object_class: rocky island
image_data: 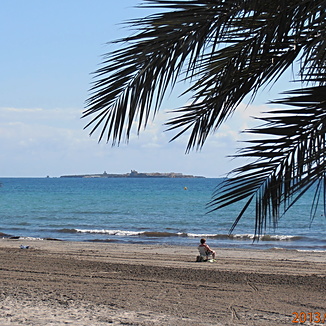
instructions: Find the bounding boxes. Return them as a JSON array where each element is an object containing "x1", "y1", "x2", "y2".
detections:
[{"x1": 60, "y1": 170, "x2": 204, "y2": 178}]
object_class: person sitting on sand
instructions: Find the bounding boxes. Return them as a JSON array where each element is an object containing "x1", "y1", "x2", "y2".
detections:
[{"x1": 198, "y1": 238, "x2": 216, "y2": 260}]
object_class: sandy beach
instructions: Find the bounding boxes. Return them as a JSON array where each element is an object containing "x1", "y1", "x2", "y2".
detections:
[{"x1": 0, "y1": 239, "x2": 325, "y2": 325}]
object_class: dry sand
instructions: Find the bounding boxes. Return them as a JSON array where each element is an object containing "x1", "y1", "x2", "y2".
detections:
[{"x1": 0, "y1": 239, "x2": 325, "y2": 325}]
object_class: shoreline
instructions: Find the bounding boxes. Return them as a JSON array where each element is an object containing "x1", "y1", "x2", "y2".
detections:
[
  {"x1": 1, "y1": 239, "x2": 326, "y2": 325},
  {"x1": 2, "y1": 233, "x2": 326, "y2": 253}
]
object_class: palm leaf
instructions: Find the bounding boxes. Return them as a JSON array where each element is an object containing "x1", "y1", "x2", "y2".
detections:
[
  {"x1": 210, "y1": 86, "x2": 326, "y2": 236},
  {"x1": 84, "y1": 0, "x2": 326, "y2": 149}
]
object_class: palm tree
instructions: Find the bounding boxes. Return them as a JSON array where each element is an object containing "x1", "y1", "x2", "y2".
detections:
[{"x1": 83, "y1": 0, "x2": 326, "y2": 237}]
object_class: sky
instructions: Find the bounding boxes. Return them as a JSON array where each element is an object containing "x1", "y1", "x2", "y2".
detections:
[{"x1": 1, "y1": 1, "x2": 293, "y2": 178}]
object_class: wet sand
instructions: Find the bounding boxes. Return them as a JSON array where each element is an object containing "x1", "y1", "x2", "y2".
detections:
[{"x1": 0, "y1": 239, "x2": 325, "y2": 325}]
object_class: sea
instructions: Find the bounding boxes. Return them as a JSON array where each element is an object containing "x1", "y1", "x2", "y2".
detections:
[{"x1": 0, "y1": 177, "x2": 325, "y2": 252}]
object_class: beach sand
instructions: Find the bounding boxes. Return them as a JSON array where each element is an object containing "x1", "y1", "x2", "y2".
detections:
[{"x1": 0, "y1": 239, "x2": 325, "y2": 325}]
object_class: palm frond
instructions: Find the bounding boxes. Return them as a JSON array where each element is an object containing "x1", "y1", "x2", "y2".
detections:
[
  {"x1": 84, "y1": 0, "x2": 326, "y2": 149},
  {"x1": 84, "y1": 0, "x2": 240, "y2": 144},
  {"x1": 210, "y1": 86, "x2": 326, "y2": 236}
]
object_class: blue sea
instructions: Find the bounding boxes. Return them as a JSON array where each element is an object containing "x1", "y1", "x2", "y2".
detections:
[{"x1": 0, "y1": 177, "x2": 325, "y2": 251}]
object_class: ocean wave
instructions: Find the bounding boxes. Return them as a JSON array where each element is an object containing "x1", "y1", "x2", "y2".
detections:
[
  {"x1": 73, "y1": 229, "x2": 187, "y2": 237},
  {"x1": 75, "y1": 229, "x2": 142, "y2": 236},
  {"x1": 188, "y1": 233, "x2": 302, "y2": 241},
  {"x1": 143, "y1": 231, "x2": 188, "y2": 237},
  {"x1": 227, "y1": 234, "x2": 303, "y2": 241},
  {"x1": 296, "y1": 249, "x2": 326, "y2": 252},
  {"x1": 57, "y1": 229, "x2": 304, "y2": 241},
  {"x1": 12, "y1": 236, "x2": 44, "y2": 240},
  {"x1": 269, "y1": 247, "x2": 326, "y2": 252},
  {"x1": 58, "y1": 228, "x2": 80, "y2": 234}
]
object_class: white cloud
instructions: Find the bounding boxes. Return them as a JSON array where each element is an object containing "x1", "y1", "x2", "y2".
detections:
[{"x1": 0, "y1": 102, "x2": 273, "y2": 178}]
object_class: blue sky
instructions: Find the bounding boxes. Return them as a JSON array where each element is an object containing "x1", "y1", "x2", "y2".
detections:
[{"x1": 1, "y1": 1, "x2": 293, "y2": 178}]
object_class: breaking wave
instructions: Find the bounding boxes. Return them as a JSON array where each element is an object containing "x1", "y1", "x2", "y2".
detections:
[{"x1": 56, "y1": 229, "x2": 304, "y2": 241}]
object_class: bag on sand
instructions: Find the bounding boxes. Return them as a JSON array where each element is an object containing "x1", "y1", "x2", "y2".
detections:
[{"x1": 196, "y1": 255, "x2": 205, "y2": 262}]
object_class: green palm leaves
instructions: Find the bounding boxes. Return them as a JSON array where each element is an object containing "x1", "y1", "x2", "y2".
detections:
[{"x1": 84, "y1": 0, "x2": 326, "y2": 235}]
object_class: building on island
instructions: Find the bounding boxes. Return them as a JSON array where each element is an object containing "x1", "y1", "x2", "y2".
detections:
[{"x1": 60, "y1": 170, "x2": 204, "y2": 179}]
